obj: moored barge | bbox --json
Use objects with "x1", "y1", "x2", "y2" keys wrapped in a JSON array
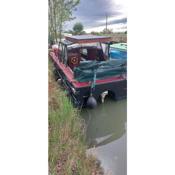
[{"x1": 49, "y1": 35, "x2": 127, "y2": 108}]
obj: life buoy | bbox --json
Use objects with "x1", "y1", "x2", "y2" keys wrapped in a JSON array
[{"x1": 70, "y1": 56, "x2": 79, "y2": 65}]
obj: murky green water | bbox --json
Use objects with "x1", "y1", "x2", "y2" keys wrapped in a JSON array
[{"x1": 81, "y1": 98, "x2": 127, "y2": 175}]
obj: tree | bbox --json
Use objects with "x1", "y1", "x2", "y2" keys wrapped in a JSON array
[
  {"x1": 91, "y1": 31, "x2": 100, "y2": 35},
  {"x1": 49, "y1": 0, "x2": 80, "y2": 43},
  {"x1": 73, "y1": 22, "x2": 84, "y2": 35},
  {"x1": 102, "y1": 28, "x2": 113, "y2": 34}
]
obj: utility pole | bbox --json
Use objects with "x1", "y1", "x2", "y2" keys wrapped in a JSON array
[{"x1": 105, "y1": 13, "x2": 108, "y2": 31}]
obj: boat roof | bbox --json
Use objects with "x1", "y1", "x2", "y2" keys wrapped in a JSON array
[{"x1": 65, "y1": 35, "x2": 111, "y2": 44}]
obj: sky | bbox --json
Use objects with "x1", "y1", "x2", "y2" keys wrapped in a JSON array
[{"x1": 64, "y1": 0, "x2": 127, "y2": 33}]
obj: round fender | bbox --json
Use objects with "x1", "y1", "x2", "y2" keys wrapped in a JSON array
[{"x1": 87, "y1": 96, "x2": 97, "y2": 109}]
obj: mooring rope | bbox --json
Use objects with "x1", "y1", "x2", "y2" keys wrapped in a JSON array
[{"x1": 90, "y1": 69, "x2": 97, "y2": 96}]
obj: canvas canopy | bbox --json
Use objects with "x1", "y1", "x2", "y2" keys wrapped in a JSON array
[{"x1": 65, "y1": 35, "x2": 111, "y2": 44}]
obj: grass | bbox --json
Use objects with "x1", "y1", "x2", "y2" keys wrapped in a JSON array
[{"x1": 48, "y1": 60, "x2": 104, "y2": 175}]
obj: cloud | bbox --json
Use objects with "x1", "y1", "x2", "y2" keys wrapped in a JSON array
[
  {"x1": 96, "y1": 16, "x2": 127, "y2": 26},
  {"x1": 64, "y1": 0, "x2": 127, "y2": 32},
  {"x1": 85, "y1": 23, "x2": 127, "y2": 33}
]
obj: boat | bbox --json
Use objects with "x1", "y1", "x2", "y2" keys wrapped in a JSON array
[
  {"x1": 49, "y1": 35, "x2": 127, "y2": 108},
  {"x1": 111, "y1": 43, "x2": 127, "y2": 51},
  {"x1": 110, "y1": 43, "x2": 127, "y2": 60}
]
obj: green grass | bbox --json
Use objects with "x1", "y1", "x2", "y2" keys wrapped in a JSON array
[{"x1": 48, "y1": 61, "x2": 103, "y2": 175}]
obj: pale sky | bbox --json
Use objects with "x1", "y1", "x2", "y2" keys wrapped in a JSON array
[{"x1": 64, "y1": 0, "x2": 127, "y2": 33}]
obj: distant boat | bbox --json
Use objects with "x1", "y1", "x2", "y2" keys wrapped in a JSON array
[
  {"x1": 110, "y1": 43, "x2": 127, "y2": 60},
  {"x1": 111, "y1": 43, "x2": 127, "y2": 51}
]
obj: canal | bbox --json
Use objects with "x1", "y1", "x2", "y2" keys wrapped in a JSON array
[{"x1": 81, "y1": 98, "x2": 127, "y2": 175}]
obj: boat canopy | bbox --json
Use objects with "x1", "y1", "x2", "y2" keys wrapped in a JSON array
[
  {"x1": 65, "y1": 35, "x2": 112, "y2": 44},
  {"x1": 74, "y1": 59, "x2": 126, "y2": 82}
]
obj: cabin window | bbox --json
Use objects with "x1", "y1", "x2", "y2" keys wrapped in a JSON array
[
  {"x1": 80, "y1": 48, "x2": 88, "y2": 60},
  {"x1": 101, "y1": 43, "x2": 109, "y2": 57}
]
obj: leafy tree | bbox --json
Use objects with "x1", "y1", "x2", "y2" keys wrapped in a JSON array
[
  {"x1": 73, "y1": 22, "x2": 84, "y2": 35},
  {"x1": 49, "y1": 0, "x2": 80, "y2": 43}
]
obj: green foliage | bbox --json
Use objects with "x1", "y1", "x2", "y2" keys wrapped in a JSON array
[
  {"x1": 49, "y1": 0, "x2": 80, "y2": 43},
  {"x1": 91, "y1": 31, "x2": 101, "y2": 35},
  {"x1": 90, "y1": 29, "x2": 113, "y2": 36},
  {"x1": 102, "y1": 28, "x2": 113, "y2": 34},
  {"x1": 72, "y1": 22, "x2": 84, "y2": 35}
]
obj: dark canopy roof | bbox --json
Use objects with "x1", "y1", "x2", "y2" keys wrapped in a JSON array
[{"x1": 65, "y1": 35, "x2": 111, "y2": 44}]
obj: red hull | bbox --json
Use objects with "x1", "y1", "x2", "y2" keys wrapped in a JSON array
[{"x1": 50, "y1": 51, "x2": 126, "y2": 88}]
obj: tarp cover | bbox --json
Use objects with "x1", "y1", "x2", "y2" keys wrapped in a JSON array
[
  {"x1": 74, "y1": 59, "x2": 126, "y2": 82},
  {"x1": 110, "y1": 49, "x2": 127, "y2": 59},
  {"x1": 110, "y1": 43, "x2": 127, "y2": 51}
]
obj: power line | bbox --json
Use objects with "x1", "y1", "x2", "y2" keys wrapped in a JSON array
[{"x1": 76, "y1": 14, "x2": 123, "y2": 18}]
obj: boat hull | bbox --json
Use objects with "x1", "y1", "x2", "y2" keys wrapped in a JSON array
[{"x1": 52, "y1": 60, "x2": 127, "y2": 107}]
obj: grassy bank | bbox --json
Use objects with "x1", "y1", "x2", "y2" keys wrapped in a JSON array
[{"x1": 49, "y1": 61, "x2": 103, "y2": 175}]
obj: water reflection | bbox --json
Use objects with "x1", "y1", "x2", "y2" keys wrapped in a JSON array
[
  {"x1": 81, "y1": 98, "x2": 127, "y2": 175},
  {"x1": 81, "y1": 99, "x2": 127, "y2": 147}
]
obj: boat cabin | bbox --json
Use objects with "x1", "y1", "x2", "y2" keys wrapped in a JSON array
[{"x1": 58, "y1": 35, "x2": 112, "y2": 70}]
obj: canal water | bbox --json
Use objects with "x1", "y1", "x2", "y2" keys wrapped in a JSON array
[{"x1": 81, "y1": 98, "x2": 127, "y2": 175}]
